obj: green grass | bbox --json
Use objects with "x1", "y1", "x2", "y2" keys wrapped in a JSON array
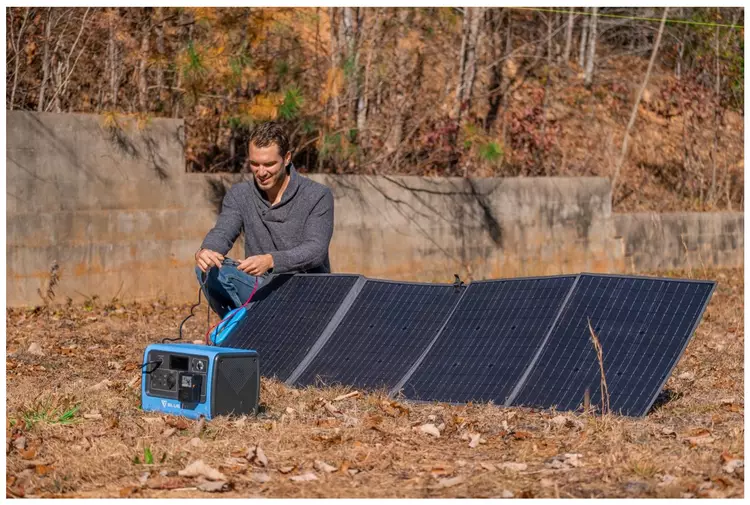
[{"x1": 22, "y1": 402, "x2": 80, "y2": 430}]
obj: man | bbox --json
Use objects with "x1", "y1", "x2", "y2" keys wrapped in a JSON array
[{"x1": 195, "y1": 121, "x2": 334, "y2": 317}]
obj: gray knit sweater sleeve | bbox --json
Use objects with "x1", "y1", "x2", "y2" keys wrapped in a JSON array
[
  {"x1": 270, "y1": 189, "x2": 334, "y2": 273},
  {"x1": 200, "y1": 188, "x2": 243, "y2": 255}
]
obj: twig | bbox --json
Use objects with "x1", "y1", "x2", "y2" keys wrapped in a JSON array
[{"x1": 587, "y1": 318, "x2": 610, "y2": 415}]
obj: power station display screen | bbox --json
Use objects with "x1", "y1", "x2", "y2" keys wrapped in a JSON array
[{"x1": 170, "y1": 355, "x2": 190, "y2": 371}]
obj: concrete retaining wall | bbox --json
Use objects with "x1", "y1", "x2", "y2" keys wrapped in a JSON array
[
  {"x1": 6, "y1": 111, "x2": 741, "y2": 307},
  {"x1": 614, "y1": 212, "x2": 744, "y2": 273}
]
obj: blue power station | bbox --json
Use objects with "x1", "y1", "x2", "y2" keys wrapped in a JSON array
[{"x1": 141, "y1": 343, "x2": 259, "y2": 420}]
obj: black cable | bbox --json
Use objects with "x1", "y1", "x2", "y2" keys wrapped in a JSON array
[
  {"x1": 138, "y1": 360, "x2": 162, "y2": 374},
  {"x1": 163, "y1": 273, "x2": 209, "y2": 344}
]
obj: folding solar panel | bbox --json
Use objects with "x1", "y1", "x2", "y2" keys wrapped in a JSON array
[
  {"x1": 219, "y1": 274, "x2": 360, "y2": 381},
  {"x1": 509, "y1": 274, "x2": 716, "y2": 417},
  {"x1": 395, "y1": 276, "x2": 577, "y2": 405},
  {"x1": 293, "y1": 280, "x2": 463, "y2": 390}
]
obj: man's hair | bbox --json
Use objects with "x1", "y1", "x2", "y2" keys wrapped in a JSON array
[{"x1": 248, "y1": 121, "x2": 290, "y2": 158}]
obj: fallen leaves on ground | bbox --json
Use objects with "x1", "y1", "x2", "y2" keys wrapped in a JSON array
[{"x1": 178, "y1": 460, "x2": 226, "y2": 481}]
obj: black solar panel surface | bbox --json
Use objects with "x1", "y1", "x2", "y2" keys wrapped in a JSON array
[
  {"x1": 400, "y1": 276, "x2": 577, "y2": 404},
  {"x1": 295, "y1": 281, "x2": 462, "y2": 390},
  {"x1": 219, "y1": 274, "x2": 359, "y2": 381},
  {"x1": 510, "y1": 275, "x2": 715, "y2": 416}
]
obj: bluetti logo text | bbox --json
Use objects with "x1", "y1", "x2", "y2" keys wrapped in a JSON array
[{"x1": 161, "y1": 399, "x2": 180, "y2": 409}]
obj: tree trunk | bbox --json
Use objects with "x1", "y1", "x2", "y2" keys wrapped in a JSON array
[
  {"x1": 38, "y1": 8, "x2": 53, "y2": 112},
  {"x1": 584, "y1": 7, "x2": 597, "y2": 88},
  {"x1": 329, "y1": 7, "x2": 341, "y2": 129},
  {"x1": 138, "y1": 10, "x2": 151, "y2": 112},
  {"x1": 343, "y1": 7, "x2": 360, "y2": 131},
  {"x1": 455, "y1": 7, "x2": 482, "y2": 125},
  {"x1": 386, "y1": 8, "x2": 410, "y2": 154},
  {"x1": 578, "y1": 8, "x2": 588, "y2": 68},
  {"x1": 109, "y1": 9, "x2": 120, "y2": 107},
  {"x1": 485, "y1": 8, "x2": 505, "y2": 132},
  {"x1": 155, "y1": 7, "x2": 165, "y2": 106},
  {"x1": 562, "y1": 8, "x2": 575, "y2": 64},
  {"x1": 612, "y1": 8, "x2": 669, "y2": 196},
  {"x1": 500, "y1": 11, "x2": 513, "y2": 147}
]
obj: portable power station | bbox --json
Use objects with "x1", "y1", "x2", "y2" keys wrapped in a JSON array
[{"x1": 141, "y1": 343, "x2": 260, "y2": 420}]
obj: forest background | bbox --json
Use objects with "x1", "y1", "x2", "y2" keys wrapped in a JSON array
[{"x1": 6, "y1": 6, "x2": 744, "y2": 212}]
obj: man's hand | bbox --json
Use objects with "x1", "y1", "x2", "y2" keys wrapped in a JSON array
[
  {"x1": 195, "y1": 248, "x2": 225, "y2": 272},
  {"x1": 237, "y1": 254, "x2": 274, "y2": 276}
]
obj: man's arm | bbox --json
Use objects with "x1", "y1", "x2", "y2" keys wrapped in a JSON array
[
  {"x1": 270, "y1": 190, "x2": 334, "y2": 274},
  {"x1": 200, "y1": 189, "x2": 243, "y2": 256}
]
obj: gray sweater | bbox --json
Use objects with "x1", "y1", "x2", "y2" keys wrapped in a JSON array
[{"x1": 200, "y1": 164, "x2": 333, "y2": 274}]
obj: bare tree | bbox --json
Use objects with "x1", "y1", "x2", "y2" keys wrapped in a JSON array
[
  {"x1": 38, "y1": 8, "x2": 54, "y2": 112},
  {"x1": 138, "y1": 9, "x2": 152, "y2": 112},
  {"x1": 584, "y1": 7, "x2": 597, "y2": 88},
  {"x1": 578, "y1": 7, "x2": 588, "y2": 68},
  {"x1": 9, "y1": 7, "x2": 32, "y2": 111},
  {"x1": 562, "y1": 8, "x2": 575, "y2": 64},
  {"x1": 612, "y1": 7, "x2": 669, "y2": 194},
  {"x1": 454, "y1": 7, "x2": 483, "y2": 125},
  {"x1": 485, "y1": 8, "x2": 505, "y2": 131},
  {"x1": 386, "y1": 7, "x2": 410, "y2": 154}
]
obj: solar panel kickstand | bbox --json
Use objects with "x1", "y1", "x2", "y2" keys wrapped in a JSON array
[
  {"x1": 284, "y1": 276, "x2": 368, "y2": 386},
  {"x1": 387, "y1": 282, "x2": 470, "y2": 398},
  {"x1": 503, "y1": 274, "x2": 581, "y2": 407}
]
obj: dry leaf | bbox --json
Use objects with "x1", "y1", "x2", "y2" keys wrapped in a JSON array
[
  {"x1": 13, "y1": 437, "x2": 26, "y2": 450},
  {"x1": 119, "y1": 486, "x2": 137, "y2": 497},
  {"x1": 430, "y1": 475, "x2": 465, "y2": 490},
  {"x1": 722, "y1": 459, "x2": 743, "y2": 473},
  {"x1": 178, "y1": 460, "x2": 226, "y2": 481},
  {"x1": 162, "y1": 428, "x2": 177, "y2": 438},
  {"x1": 277, "y1": 466, "x2": 295, "y2": 474},
  {"x1": 417, "y1": 423, "x2": 441, "y2": 438},
  {"x1": 27, "y1": 343, "x2": 44, "y2": 356},
  {"x1": 314, "y1": 460, "x2": 337, "y2": 473},
  {"x1": 677, "y1": 372, "x2": 695, "y2": 381},
  {"x1": 165, "y1": 417, "x2": 189, "y2": 430},
  {"x1": 430, "y1": 465, "x2": 454, "y2": 477},
  {"x1": 285, "y1": 407, "x2": 296, "y2": 415},
  {"x1": 469, "y1": 433, "x2": 481, "y2": 448},
  {"x1": 512, "y1": 431, "x2": 532, "y2": 440},
  {"x1": 188, "y1": 437, "x2": 203, "y2": 448},
  {"x1": 479, "y1": 462, "x2": 497, "y2": 472},
  {"x1": 250, "y1": 472, "x2": 271, "y2": 483},
  {"x1": 87, "y1": 379, "x2": 112, "y2": 392},
  {"x1": 501, "y1": 489, "x2": 514, "y2": 498},
  {"x1": 19, "y1": 448, "x2": 37, "y2": 460},
  {"x1": 246, "y1": 445, "x2": 268, "y2": 467},
  {"x1": 197, "y1": 480, "x2": 231, "y2": 492},
  {"x1": 290, "y1": 472, "x2": 318, "y2": 482},
  {"x1": 34, "y1": 464, "x2": 53, "y2": 476}
]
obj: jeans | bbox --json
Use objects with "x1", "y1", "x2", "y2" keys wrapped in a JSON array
[{"x1": 194, "y1": 258, "x2": 266, "y2": 318}]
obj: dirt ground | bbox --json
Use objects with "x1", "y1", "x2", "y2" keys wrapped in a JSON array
[{"x1": 5, "y1": 267, "x2": 744, "y2": 498}]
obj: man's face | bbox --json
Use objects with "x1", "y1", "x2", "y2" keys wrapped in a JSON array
[{"x1": 248, "y1": 142, "x2": 290, "y2": 192}]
